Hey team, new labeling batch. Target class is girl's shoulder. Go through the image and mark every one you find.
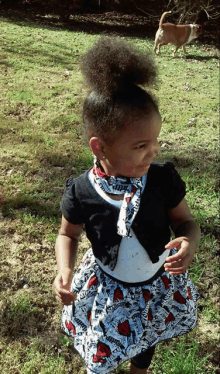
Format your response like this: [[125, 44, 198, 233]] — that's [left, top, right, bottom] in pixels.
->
[[148, 161, 186, 193], [61, 168, 93, 225], [65, 167, 92, 190], [149, 161, 178, 179]]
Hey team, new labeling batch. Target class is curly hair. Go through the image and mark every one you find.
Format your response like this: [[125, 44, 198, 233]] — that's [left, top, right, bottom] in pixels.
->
[[81, 36, 159, 143]]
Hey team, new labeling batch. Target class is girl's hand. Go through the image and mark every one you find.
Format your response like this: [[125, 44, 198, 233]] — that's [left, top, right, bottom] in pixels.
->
[[164, 236, 196, 275], [53, 268, 77, 305]]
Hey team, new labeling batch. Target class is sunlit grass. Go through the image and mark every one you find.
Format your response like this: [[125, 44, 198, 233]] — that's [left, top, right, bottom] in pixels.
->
[[152, 337, 212, 374]]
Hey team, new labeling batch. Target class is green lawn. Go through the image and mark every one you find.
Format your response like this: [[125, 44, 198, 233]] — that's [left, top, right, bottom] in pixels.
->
[[0, 13, 219, 374]]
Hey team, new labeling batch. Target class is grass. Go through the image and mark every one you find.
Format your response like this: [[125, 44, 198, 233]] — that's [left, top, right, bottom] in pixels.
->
[[152, 337, 212, 374], [0, 11, 219, 374]]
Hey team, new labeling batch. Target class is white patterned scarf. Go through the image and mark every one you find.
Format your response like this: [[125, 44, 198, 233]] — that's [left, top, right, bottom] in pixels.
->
[[93, 157, 143, 237]]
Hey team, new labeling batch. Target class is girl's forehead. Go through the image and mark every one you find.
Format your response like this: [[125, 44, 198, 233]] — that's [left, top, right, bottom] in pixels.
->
[[122, 112, 161, 134], [107, 112, 161, 148]]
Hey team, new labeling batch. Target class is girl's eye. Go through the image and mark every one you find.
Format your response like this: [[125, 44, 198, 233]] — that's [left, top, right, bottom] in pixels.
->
[[135, 144, 146, 149]]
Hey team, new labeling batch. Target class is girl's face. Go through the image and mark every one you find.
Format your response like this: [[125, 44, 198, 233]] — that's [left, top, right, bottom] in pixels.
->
[[101, 111, 162, 178]]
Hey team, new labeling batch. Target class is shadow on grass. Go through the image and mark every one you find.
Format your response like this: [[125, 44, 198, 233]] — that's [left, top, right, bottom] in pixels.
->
[[185, 54, 219, 61], [161, 53, 219, 60], [0, 296, 52, 339], [1, 6, 219, 47], [0, 60, 13, 67], [0, 7, 156, 40], [2, 43, 80, 70], [158, 149, 219, 174], [1, 148, 218, 225], [1, 8, 219, 74], [1, 151, 92, 220], [0, 8, 158, 71], [2, 195, 61, 219]]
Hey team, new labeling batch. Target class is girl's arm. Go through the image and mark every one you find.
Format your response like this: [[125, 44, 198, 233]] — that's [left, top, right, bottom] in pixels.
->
[[53, 216, 84, 305], [164, 198, 201, 275]]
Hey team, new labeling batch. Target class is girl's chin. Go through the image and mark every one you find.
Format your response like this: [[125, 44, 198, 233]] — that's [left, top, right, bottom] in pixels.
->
[[127, 167, 150, 178], [112, 165, 151, 178], [135, 164, 151, 175]]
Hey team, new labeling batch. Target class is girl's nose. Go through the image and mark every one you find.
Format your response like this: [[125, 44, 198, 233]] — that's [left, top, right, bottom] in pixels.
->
[[144, 141, 159, 161], [151, 142, 159, 157]]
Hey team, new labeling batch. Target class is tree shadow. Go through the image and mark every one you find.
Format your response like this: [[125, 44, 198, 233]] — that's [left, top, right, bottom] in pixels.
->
[[1, 149, 91, 220], [1, 146, 218, 223], [1, 8, 156, 40], [0, 297, 51, 339], [2, 43, 81, 70], [1, 8, 219, 73], [185, 54, 219, 61], [162, 52, 219, 60], [1, 192, 61, 221], [0, 61, 13, 67], [158, 145, 219, 169], [1, 7, 219, 46], [0, 9, 158, 71]]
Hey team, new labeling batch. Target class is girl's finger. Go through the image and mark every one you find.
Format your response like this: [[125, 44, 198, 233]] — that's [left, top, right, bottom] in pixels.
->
[[61, 294, 76, 305], [166, 256, 190, 270], [169, 268, 185, 275], [166, 258, 190, 273], [61, 291, 77, 302], [165, 252, 183, 263], [165, 259, 182, 269], [165, 242, 189, 263], [165, 238, 183, 249]]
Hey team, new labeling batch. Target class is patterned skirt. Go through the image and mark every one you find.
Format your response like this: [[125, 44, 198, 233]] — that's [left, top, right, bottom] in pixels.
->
[[62, 248, 200, 374]]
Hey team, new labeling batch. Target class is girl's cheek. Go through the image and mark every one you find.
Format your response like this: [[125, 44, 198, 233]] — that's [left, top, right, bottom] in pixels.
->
[[139, 151, 146, 161]]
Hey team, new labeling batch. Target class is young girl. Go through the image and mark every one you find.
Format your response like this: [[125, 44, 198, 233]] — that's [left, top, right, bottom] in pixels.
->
[[53, 37, 200, 374]]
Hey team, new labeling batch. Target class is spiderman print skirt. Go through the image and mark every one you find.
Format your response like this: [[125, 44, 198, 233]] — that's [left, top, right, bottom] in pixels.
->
[[62, 248, 200, 373]]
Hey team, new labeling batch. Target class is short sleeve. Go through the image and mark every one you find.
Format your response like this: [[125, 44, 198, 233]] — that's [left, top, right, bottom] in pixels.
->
[[60, 177, 84, 224], [164, 162, 186, 209]]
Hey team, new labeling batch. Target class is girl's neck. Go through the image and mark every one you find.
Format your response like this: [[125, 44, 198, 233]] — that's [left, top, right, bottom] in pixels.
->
[[99, 160, 118, 177], [105, 192, 124, 201]]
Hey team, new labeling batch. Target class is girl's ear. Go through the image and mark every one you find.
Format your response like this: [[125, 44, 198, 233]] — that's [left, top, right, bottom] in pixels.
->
[[89, 137, 105, 158]]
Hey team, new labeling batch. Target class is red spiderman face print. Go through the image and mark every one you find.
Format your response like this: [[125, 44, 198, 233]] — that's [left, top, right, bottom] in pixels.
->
[[88, 275, 98, 288], [113, 287, 123, 302], [118, 320, 131, 336], [93, 342, 111, 363], [143, 289, 151, 302], [65, 321, 76, 335]]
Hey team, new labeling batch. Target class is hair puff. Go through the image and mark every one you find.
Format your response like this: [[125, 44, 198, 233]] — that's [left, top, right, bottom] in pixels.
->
[[81, 36, 157, 96]]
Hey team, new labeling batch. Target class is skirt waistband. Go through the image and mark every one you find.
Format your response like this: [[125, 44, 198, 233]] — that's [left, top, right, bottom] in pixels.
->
[[95, 257, 169, 287]]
